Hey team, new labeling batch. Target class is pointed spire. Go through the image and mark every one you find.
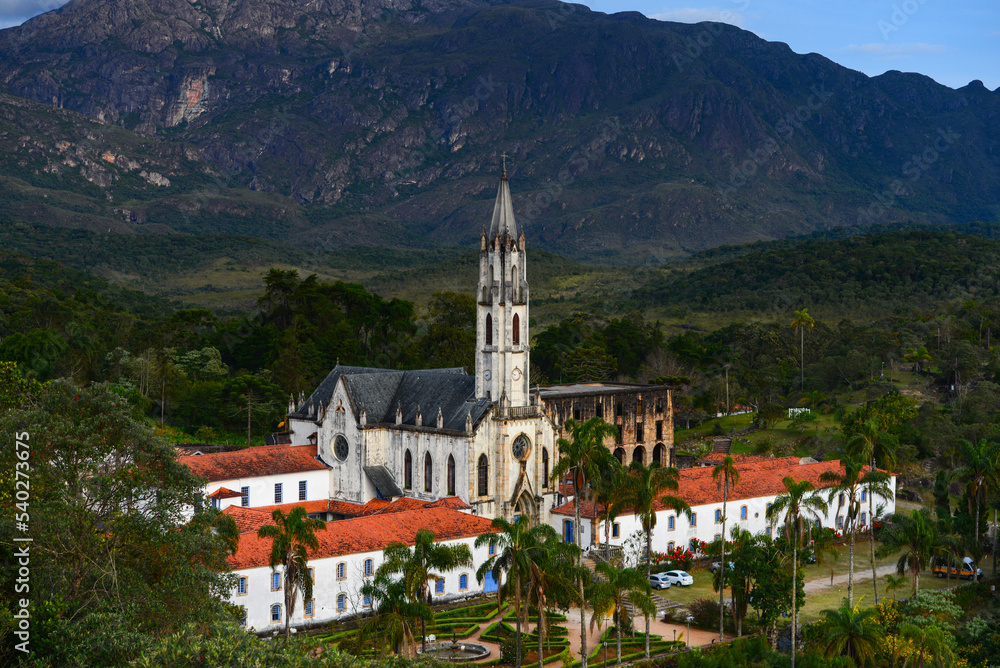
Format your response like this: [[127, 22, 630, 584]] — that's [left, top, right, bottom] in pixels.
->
[[395, 402, 403, 425], [487, 165, 518, 241], [436, 406, 444, 429]]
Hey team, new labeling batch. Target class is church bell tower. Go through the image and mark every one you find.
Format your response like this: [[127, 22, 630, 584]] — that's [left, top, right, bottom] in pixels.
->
[[476, 167, 530, 406]]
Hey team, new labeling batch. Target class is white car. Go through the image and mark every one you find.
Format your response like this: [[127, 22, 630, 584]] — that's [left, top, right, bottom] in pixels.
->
[[664, 570, 694, 586], [649, 572, 673, 590]]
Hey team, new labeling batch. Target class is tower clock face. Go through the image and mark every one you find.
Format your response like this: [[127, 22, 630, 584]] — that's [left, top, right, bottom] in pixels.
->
[[511, 368, 522, 381], [484, 370, 492, 381], [511, 435, 530, 460]]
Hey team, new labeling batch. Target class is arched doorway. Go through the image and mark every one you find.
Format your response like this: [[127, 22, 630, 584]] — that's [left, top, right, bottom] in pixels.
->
[[632, 446, 646, 465], [513, 491, 537, 524], [653, 443, 665, 466], [613, 447, 625, 464]]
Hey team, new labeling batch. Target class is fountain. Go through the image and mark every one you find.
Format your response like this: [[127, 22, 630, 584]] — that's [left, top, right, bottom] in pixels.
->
[[417, 637, 491, 662]]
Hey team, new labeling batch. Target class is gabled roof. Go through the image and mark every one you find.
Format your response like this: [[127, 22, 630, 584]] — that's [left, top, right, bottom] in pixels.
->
[[179, 444, 328, 482], [208, 487, 243, 499], [428, 496, 473, 511], [552, 458, 884, 518], [290, 364, 491, 433], [363, 465, 404, 499], [228, 506, 495, 570]]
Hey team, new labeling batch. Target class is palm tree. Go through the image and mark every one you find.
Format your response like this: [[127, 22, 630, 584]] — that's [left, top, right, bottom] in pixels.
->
[[956, 438, 999, 556], [594, 460, 627, 561], [588, 562, 655, 666], [476, 516, 551, 668], [904, 346, 933, 374], [816, 604, 885, 667], [379, 527, 473, 653], [791, 308, 815, 391], [898, 623, 955, 668], [357, 571, 431, 657], [257, 506, 326, 637], [821, 456, 869, 607], [625, 460, 690, 657], [884, 574, 907, 601], [766, 476, 828, 668], [846, 418, 897, 605], [526, 533, 583, 668], [878, 508, 939, 595], [712, 455, 740, 643], [551, 417, 619, 668]]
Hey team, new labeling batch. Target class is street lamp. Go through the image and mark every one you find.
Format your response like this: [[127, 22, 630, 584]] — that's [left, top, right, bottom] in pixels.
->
[[603, 640, 607, 666], [687, 615, 694, 648]]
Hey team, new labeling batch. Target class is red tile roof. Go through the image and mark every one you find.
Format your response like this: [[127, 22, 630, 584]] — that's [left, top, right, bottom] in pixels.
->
[[428, 496, 472, 511], [228, 507, 495, 569], [223, 506, 276, 534], [179, 444, 328, 482], [208, 487, 244, 499], [696, 453, 776, 465], [553, 458, 883, 518]]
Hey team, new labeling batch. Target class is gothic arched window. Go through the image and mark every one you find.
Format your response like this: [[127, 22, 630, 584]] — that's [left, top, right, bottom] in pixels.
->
[[486, 313, 493, 346], [542, 448, 549, 488], [512, 313, 520, 345], [424, 453, 432, 493], [447, 455, 456, 496], [404, 450, 412, 490], [477, 454, 489, 496]]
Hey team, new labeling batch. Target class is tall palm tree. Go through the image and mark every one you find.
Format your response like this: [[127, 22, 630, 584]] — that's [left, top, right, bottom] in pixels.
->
[[712, 455, 740, 643], [904, 346, 933, 374], [588, 562, 655, 666], [766, 476, 828, 668], [821, 456, 868, 607], [846, 418, 897, 605], [791, 308, 815, 391], [551, 416, 619, 668], [878, 508, 939, 595], [625, 460, 691, 657], [594, 460, 627, 561], [898, 623, 955, 668], [379, 527, 473, 653], [475, 516, 550, 668], [357, 571, 432, 657], [956, 438, 999, 556], [816, 604, 885, 667], [257, 506, 326, 637], [526, 533, 583, 668]]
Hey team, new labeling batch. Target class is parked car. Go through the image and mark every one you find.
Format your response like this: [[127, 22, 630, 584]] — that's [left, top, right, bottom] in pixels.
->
[[664, 570, 694, 586], [710, 561, 735, 574], [649, 572, 673, 590]]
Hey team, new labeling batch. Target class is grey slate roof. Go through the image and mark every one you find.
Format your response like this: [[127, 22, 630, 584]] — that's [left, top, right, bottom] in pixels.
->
[[291, 365, 491, 433], [364, 465, 404, 499], [488, 172, 518, 240]]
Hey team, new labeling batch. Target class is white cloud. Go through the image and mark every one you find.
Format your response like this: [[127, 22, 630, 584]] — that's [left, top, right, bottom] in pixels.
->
[[845, 42, 947, 59], [649, 7, 745, 28], [0, 0, 68, 23]]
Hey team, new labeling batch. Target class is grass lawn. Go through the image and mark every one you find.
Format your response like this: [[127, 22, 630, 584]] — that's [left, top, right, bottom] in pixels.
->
[[797, 570, 954, 622]]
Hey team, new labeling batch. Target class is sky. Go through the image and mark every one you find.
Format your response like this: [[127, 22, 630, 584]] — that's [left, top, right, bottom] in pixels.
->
[[1, 0, 996, 90]]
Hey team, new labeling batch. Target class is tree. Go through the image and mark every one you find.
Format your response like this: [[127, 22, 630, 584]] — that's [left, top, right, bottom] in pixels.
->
[[791, 308, 815, 391], [625, 460, 691, 657], [898, 623, 955, 668], [475, 517, 551, 668], [884, 574, 907, 601], [846, 418, 897, 604], [588, 563, 654, 665], [904, 346, 933, 374], [712, 455, 740, 643], [526, 532, 583, 668], [551, 417, 619, 668], [593, 460, 627, 562], [357, 571, 431, 657], [878, 509, 940, 595], [766, 476, 828, 667], [257, 506, 326, 637], [380, 528, 473, 653], [821, 457, 869, 606], [0, 379, 238, 667], [816, 604, 885, 667], [955, 438, 999, 556]]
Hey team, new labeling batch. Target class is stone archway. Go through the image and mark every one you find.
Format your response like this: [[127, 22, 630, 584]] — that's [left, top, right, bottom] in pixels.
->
[[613, 447, 625, 464], [513, 490, 537, 524], [632, 445, 646, 465], [653, 443, 665, 466]]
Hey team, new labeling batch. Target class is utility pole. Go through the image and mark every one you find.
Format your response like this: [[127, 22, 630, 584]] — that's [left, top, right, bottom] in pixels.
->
[[724, 364, 731, 417]]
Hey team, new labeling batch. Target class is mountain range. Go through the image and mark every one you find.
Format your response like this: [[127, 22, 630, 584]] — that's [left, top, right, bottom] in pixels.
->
[[1, 0, 998, 263]]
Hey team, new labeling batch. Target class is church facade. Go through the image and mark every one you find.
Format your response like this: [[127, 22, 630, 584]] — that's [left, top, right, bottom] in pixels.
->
[[284, 170, 675, 527]]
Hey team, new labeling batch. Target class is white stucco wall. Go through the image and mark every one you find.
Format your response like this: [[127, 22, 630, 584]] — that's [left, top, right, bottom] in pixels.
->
[[207, 469, 330, 511]]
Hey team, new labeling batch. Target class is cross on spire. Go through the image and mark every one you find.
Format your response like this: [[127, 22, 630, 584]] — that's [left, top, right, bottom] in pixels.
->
[[501, 152, 509, 177]]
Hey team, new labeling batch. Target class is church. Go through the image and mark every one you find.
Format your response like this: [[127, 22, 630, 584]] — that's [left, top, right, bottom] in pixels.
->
[[280, 168, 675, 527]]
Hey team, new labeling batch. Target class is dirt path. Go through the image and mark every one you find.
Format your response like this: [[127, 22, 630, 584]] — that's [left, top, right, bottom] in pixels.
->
[[803, 563, 898, 592]]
